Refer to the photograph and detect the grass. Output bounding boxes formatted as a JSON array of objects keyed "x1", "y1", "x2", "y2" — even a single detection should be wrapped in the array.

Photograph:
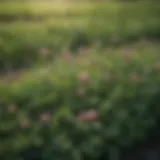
[
  {"x1": 0, "y1": 1, "x2": 159, "y2": 21},
  {"x1": 0, "y1": 0, "x2": 159, "y2": 71},
  {"x1": 0, "y1": 1, "x2": 116, "y2": 20}
]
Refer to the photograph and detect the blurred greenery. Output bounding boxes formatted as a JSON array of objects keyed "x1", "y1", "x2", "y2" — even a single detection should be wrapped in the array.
[
  {"x1": 0, "y1": 1, "x2": 159, "y2": 71},
  {"x1": 1, "y1": 42, "x2": 160, "y2": 160},
  {"x1": 0, "y1": 0, "x2": 160, "y2": 160}
]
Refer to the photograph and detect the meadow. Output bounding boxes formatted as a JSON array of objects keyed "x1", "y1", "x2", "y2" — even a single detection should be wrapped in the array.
[
  {"x1": 0, "y1": 0, "x2": 159, "y2": 71},
  {"x1": 0, "y1": 1, "x2": 160, "y2": 160}
]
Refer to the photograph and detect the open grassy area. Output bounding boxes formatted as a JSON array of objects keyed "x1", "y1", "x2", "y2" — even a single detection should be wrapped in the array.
[
  {"x1": 0, "y1": 1, "x2": 118, "y2": 21},
  {"x1": 0, "y1": 1, "x2": 159, "y2": 72},
  {"x1": 0, "y1": 1, "x2": 159, "y2": 21}
]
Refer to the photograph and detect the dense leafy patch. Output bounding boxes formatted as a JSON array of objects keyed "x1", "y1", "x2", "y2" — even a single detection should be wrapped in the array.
[{"x1": 1, "y1": 43, "x2": 160, "y2": 160}]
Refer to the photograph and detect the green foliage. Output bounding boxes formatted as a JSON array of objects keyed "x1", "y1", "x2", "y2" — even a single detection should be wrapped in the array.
[
  {"x1": 1, "y1": 43, "x2": 160, "y2": 160},
  {"x1": 0, "y1": 1, "x2": 160, "y2": 158},
  {"x1": 0, "y1": 1, "x2": 159, "y2": 71}
]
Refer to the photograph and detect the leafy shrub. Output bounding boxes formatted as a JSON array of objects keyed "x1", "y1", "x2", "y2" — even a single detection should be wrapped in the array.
[{"x1": 0, "y1": 43, "x2": 160, "y2": 160}]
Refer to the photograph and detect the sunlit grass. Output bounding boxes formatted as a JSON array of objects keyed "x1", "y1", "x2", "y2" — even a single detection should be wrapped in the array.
[
  {"x1": 1, "y1": 1, "x2": 158, "y2": 17},
  {"x1": 0, "y1": 0, "x2": 159, "y2": 72},
  {"x1": 0, "y1": 1, "x2": 115, "y2": 16}
]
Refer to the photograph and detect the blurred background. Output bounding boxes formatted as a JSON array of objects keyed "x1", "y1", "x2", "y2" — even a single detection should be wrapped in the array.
[{"x1": 0, "y1": 0, "x2": 160, "y2": 160}]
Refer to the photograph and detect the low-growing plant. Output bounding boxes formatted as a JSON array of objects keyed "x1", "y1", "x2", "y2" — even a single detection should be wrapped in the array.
[{"x1": 0, "y1": 43, "x2": 160, "y2": 160}]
